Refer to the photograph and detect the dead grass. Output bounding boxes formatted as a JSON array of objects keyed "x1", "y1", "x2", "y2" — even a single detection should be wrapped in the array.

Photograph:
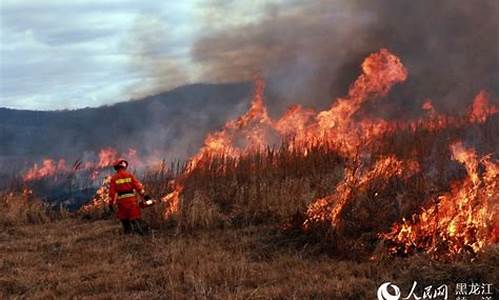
[
  {"x1": 170, "y1": 144, "x2": 345, "y2": 231},
  {"x1": 0, "y1": 218, "x2": 497, "y2": 299},
  {"x1": 0, "y1": 192, "x2": 54, "y2": 227}
]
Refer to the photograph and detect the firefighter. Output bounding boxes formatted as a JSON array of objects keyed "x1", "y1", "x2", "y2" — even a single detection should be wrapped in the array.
[{"x1": 108, "y1": 159, "x2": 151, "y2": 235}]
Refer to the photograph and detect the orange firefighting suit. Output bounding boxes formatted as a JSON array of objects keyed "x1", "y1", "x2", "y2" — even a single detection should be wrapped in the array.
[{"x1": 108, "y1": 169, "x2": 145, "y2": 220}]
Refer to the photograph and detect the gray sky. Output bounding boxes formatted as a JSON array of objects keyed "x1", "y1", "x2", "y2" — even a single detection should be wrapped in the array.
[
  {"x1": 1, "y1": 1, "x2": 496, "y2": 112},
  {"x1": 0, "y1": 0, "x2": 272, "y2": 110}
]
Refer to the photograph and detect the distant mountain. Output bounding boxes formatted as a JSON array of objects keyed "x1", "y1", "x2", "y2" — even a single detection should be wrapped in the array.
[{"x1": 0, "y1": 82, "x2": 253, "y2": 169}]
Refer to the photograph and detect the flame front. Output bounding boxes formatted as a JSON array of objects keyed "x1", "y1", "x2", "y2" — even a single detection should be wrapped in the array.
[
  {"x1": 22, "y1": 147, "x2": 142, "y2": 182},
  {"x1": 160, "y1": 48, "x2": 498, "y2": 259},
  {"x1": 304, "y1": 156, "x2": 420, "y2": 229},
  {"x1": 80, "y1": 176, "x2": 112, "y2": 213},
  {"x1": 381, "y1": 142, "x2": 498, "y2": 259},
  {"x1": 19, "y1": 47, "x2": 497, "y2": 261},
  {"x1": 23, "y1": 159, "x2": 68, "y2": 181},
  {"x1": 187, "y1": 77, "x2": 272, "y2": 172},
  {"x1": 162, "y1": 49, "x2": 411, "y2": 217}
]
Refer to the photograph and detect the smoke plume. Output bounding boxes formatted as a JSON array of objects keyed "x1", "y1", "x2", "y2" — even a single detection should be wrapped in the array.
[{"x1": 191, "y1": 0, "x2": 498, "y2": 116}]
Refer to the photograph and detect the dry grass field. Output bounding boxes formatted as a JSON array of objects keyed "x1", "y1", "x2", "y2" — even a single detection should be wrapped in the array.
[{"x1": 0, "y1": 205, "x2": 497, "y2": 299}]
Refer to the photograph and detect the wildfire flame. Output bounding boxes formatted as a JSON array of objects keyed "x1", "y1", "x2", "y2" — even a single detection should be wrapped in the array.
[
  {"x1": 381, "y1": 142, "x2": 498, "y2": 259},
  {"x1": 22, "y1": 147, "x2": 142, "y2": 182},
  {"x1": 79, "y1": 176, "x2": 112, "y2": 213},
  {"x1": 97, "y1": 147, "x2": 118, "y2": 168},
  {"x1": 160, "y1": 47, "x2": 498, "y2": 240},
  {"x1": 21, "y1": 45, "x2": 496, "y2": 261},
  {"x1": 469, "y1": 91, "x2": 498, "y2": 123},
  {"x1": 23, "y1": 159, "x2": 68, "y2": 181},
  {"x1": 161, "y1": 49, "x2": 410, "y2": 216},
  {"x1": 161, "y1": 181, "x2": 183, "y2": 218},
  {"x1": 187, "y1": 77, "x2": 272, "y2": 172},
  {"x1": 304, "y1": 156, "x2": 420, "y2": 229},
  {"x1": 273, "y1": 48, "x2": 408, "y2": 155}
]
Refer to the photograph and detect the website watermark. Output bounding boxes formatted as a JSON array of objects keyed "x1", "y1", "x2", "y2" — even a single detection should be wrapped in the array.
[{"x1": 377, "y1": 281, "x2": 494, "y2": 300}]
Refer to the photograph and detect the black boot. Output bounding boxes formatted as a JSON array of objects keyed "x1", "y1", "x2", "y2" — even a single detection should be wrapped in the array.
[
  {"x1": 121, "y1": 220, "x2": 132, "y2": 234},
  {"x1": 131, "y1": 219, "x2": 149, "y2": 236}
]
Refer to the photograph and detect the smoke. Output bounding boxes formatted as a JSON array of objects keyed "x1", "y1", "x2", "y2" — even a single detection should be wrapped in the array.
[
  {"x1": 191, "y1": 0, "x2": 498, "y2": 117},
  {"x1": 125, "y1": 15, "x2": 192, "y2": 99},
  {"x1": 3, "y1": 1, "x2": 496, "y2": 169}
]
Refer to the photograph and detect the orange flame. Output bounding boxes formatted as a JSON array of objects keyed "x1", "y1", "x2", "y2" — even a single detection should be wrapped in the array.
[
  {"x1": 304, "y1": 156, "x2": 419, "y2": 229},
  {"x1": 79, "y1": 176, "x2": 112, "y2": 212},
  {"x1": 161, "y1": 77, "x2": 273, "y2": 218},
  {"x1": 187, "y1": 77, "x2": 272, "y2": 172},
  {"x1": 381, "y1": 142, "x2": 499, "y2": 259},
  {"x1": 23, "y1": 147, "x2": 142, "y2": 182},
  {"x1": 97, "y1": 147, "x2": 119, "y2": 168},
  {"x1": 469, "y1": 90, "x2": 498, "y2": 123},
  {"x1": 160, "y1": 48, "x2": 498, "y2": 225},
  {"x1": 161, "y1": 181, "x2": 183, "y2": 218},
  {"x1": 23, "y1": 159, "x2": 67, "y2": 181},
  {"x1": 277, "y1": 48, "x2": 408, "y2": 155}
]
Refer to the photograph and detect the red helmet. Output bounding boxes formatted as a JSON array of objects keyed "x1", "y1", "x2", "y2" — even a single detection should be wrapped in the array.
[{"x1": 113, "y1": 159, "x2": 128, "y2": 170}]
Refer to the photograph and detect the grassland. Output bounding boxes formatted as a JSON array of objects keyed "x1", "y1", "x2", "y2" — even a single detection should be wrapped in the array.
[{"x1": 1, "y1": 215, "x2": 497, "y2": 299}]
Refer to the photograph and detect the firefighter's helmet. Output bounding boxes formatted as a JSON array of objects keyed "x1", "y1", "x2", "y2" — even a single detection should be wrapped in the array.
[{"x1": 113, "y1": 159, "x2": 128, "y2": 170}]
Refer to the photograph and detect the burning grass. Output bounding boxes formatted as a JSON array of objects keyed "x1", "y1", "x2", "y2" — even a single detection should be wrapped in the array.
[
  {"x1": 152, "y1": 48, "x2": 498, "y2": 261},
  {"x1": 163, "y1": 122, "x2": 497, "y2": 260},
  {"x1": 8, "y1": 48, "x2": 499, "y2": 267},
  {"x1": 381, "y1": 142, "x2": 499, "y2": 259},
  {"x1": 0, "y1": 47, "x2": 498, "y2": 298}
]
